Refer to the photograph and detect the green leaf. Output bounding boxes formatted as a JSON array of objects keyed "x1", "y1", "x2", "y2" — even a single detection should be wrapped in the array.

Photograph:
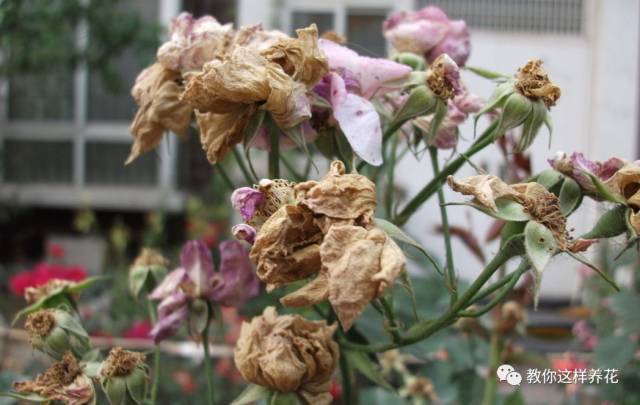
[
  {"x1": 374, "y1": 218, "x2": 443, "y2": 275},
  {"x1": 558, "y1": 177, "x2": 582, "y2": 215},
  {"x1": 567, "y1": 252, "x2": 619, "y2": 292},
  {"x1": 465, "y1": 66, "x2": 509, "y2": 80},
  {"x1": 582, "y1": 205, "x2": 629, "y2": 239},
  {"x1": 346, "y1": 350, "x2": 394, "y2": 391},
  {"x1": 587, "y1": 173, "x2": 627, "y2": 204},
  {"x1": 595, "y1": 335, "x2": 635, "y2": 369},
  {"x1": 230, "y1": 384, "x2": 272, "y2": 405},
  {"x1": 536, "y1": 170, "x2": 564, "y2": 190},
  {"x1": 524, "y1": 221, "x2": 557, "y2": 307},
  {"x1": 242, "y1": 109, "x2": 266, "y2": 151},
  {"x1": 610, "y1": 291, "x2": 640, "y2": 334},
  {"x1": 0, "y1": 391, "x2": 48, "y2": 402}
]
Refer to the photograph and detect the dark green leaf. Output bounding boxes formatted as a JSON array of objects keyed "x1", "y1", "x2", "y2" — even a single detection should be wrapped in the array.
[
  {"x1": 465, "y1": 66, "x2": 509, "y2": 80},
  {"x1": 346, "y1": 350, "x2": 394, "y2": 391},
  {"x1": 611, "y1": 291, "x2": 640, "y2": 334},
  {"x1": 595, "y1": 335, "x2": 635, "y2": 369}
]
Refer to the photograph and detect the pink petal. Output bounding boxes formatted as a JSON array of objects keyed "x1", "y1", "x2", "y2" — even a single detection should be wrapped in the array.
[
  {"x1": 180, "y1": 240, "x2": 216, "y2": 297},
  {"x1": 150, "y1": 304, "x2": 188, "y2": 343},
  {"x1": 428, "y1": 19, "x2": 471, "y2": 66},
  {"x1": 210, "y1": 241, "x2": 260, "y2": 307},
  {"x1": 149, "y1": 268, "x2": 187, "y2": 300},
  {"x1": 328, "y1": 73, "x2": 383, "y2": 166}
]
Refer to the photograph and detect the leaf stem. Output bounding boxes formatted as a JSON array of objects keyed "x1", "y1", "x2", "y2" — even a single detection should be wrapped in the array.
[
  {"x1": 201, "y1": 303, "x2": 215, "y2": 405},
  {"x1": 429, "y1": 146, "x2": 457, "y2": 303},
  {"x1": 264, "y1": 116, "x2": 280, "y2": 179}
]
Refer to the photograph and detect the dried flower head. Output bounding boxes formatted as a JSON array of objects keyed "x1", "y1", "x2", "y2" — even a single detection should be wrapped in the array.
[
  {"x1": 14, "y1": 351, "x2": 94, "y2": 405},
  {"x1": 426, "y1": 54, "x2": 462, "y2": 100},
  {"x1": 25, "y1": 309, "x2": 56, "y2": 338},
  {"x1": 234, "y1": 307, "x2": 339, "y2": 405},
  {"x1": 127, "y1": 63, "x2": 192, "y2": 164},
  {"x1": 132, "y1": 248, "x2": 169, "y2": 269},
  {"x1": 101, "y1": 347, "x2": 146, "y2": 379},
  {"x1": 24, "y1": 309, "x2": 90, "y2": 360},
  {"x1": 605, "y1": 164, "x2": 640, "y2": 233},
  {"x1": 515, "y1": 59, "x2": 561, "y2": 108},
  {"x1": 24, "y1": 279, "x2": 77, "y2": 304}
]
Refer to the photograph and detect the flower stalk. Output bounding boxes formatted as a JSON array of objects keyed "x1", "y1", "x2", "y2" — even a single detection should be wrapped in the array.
[{"x1": 201, "y1": 302, "x2": 215, "y2": 405}]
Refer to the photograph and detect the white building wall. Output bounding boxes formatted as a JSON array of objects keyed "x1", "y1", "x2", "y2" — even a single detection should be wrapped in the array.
[{"x1": 238, "y1": 0, "x2": 640, "y2": 297}]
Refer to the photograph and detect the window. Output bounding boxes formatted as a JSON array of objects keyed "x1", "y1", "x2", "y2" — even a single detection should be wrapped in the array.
[
  {"x1": 421, "y1": 0, "x2": 584, "y2": 34},
  {"x1": 0, "y1": 0, "x2": 184, "y2": 210},
  {"x1": 285, "y1": 2, "x2": 390, "y2": 58}
]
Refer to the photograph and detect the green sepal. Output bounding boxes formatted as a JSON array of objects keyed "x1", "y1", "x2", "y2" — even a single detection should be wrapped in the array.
[
  {"x1": 587, "y1": 173, "x2": 626, "y2": 204},
  {"x1": 524, "y1": 221, "x2": 557, "y2": 308},
  {"x1": 473, "y1": 81, "x2": 515, "y2": 130},
  {"x1": 242, "y1": 109, "x2": 266, "y2": 151},
  {"x1": 558, "y1": 177, "x2": 583, "y2": 215},
  {"x1": 536, "y1": 169, "x2": 564, "y2": 190},
  {"x1": 516, "y1": 99, "x2": 547, "y2": 152},
  {"x1": 494, "y1": 92, "x2": 533, "y2": 138},
  {"x1": 465, "y1": 66, "x2": 509, "y2": 80},
  {"x1": 230, "y1": 384, "x2": 272, "y2": 405},
  {"x1": 389, "y1": 85, "x2": 436, "y2": 126},
  {"x1": 426, "y1": 99, "x2": 448, "y2": 144}
]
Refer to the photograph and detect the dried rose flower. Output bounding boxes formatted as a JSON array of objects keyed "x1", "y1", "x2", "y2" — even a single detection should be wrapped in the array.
[
  {"x1": 384, "y1": 6, "x2": 471, "y2": 66},
  {"x1": 548, "y1": 152, "x2": 626, "y2": 193},
  {"x1": 126, "y1": 63, "x2": 192, "y2": 164},
  {"x1": 182, "y1": 24, "x2": 327, "y2": 163},
  {"x1": 14, "y1": 351, "x2": 95, "y2": 405},
  {"x1": 604, "y1": 163, "x2": 640, "y2": 233},
  {"x1": 231, "y1": 223, "x2": 257, "y2": 244},
  {"x1": 426, "y1": 54, "x2": 462, "y2": 100},
  {"x1": 128, "y1": 248, "x2": 169, "y2": 298},
  {"x1": 230, "y1": 187, "x2": 267, "y2": 221},
  {"x1": 231, "y1": 178, "x2": 296, "y2": 234},
  {"x1": 99, "y1": 347, "x2": 148, "y2": 405},
  {"x1": 515, "y1": 59, "x2": 561, "y2": 108},
  {"x1": 24, "y1": 279, "x2": 77, "y2": 305},
  {"x1": 157, "y1": 12, "x2": 233, "y2": 73},
  {"x1": 25, "y1": 309, "x2": 90, "y2": 360},
  {"x1": 234, "y1": 307, "x2": 339, "y2": 405}
]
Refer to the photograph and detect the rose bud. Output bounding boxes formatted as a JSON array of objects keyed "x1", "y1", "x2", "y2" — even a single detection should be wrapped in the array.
[
  {"x1": 128, "y1": 248, "x2": 169, "y2": 298},
  {"x1": 99, "y1": 347, "x2": 149, "y2": 405},
  {"x1": 25, "y1": 309, "x2": 91, "y2": 360}
]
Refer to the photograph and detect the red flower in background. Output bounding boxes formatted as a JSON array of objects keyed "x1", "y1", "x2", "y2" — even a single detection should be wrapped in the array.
[
  {"x1": 123, "y1": 320, "x2": 153, "y2": 340},
  {"x1": 9, "y1": 262, "x2": 87, "y2": 297},
  {"x1": 48, "y1": 243, "x2": 66, "y2": 259}
]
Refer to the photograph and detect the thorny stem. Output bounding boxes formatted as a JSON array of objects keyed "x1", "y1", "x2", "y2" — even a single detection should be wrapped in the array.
[
  {"x1": 338, "y1": 235, "x2": 523, "y2": 352},
  {"x1": 429, "y1": 146, "x2": 457, "y2": 304},
  {"x1": 201, "y1": 303, "x2": 215, "y2": 405},
  {"x1": 394, "y1": 120, "x2": 499, "y2": 226},
  {"x1": 146, "y1": 300, "x2": 161, "y2": 405}
]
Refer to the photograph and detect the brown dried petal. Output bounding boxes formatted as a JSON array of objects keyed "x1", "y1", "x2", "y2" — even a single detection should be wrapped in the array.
[
  {"x1": 100, "y1": 347, "x2": 146, "y2": 379},
  {"x1": 14, "y1": 352, "x2": 86, "y2": 402},
  {"x1": 197, "y1": 107, "x2": 253, "y2": 163},
  {"x1": 296, "y1": 161, "x2": 376, "y2": 223},
  {"x1": 250, "y1": 205, "x2": 323, "y2": 291},
  {"x1": 127, "y1": 64, "x2": 192, "y2": 164},
  {"x1": 24, "y1": 280, "x2": 76, "y2": 304},
  {"x1": 515, "y1": 59, "x2": 561, "y2": 108},
  {"x1": 321, "y1": 225, "x2": 405, "y2": 330},
  {"x1": 261, "y1": 24, "x2": 328, "y2": 88},
  {"x1": 604, "y1": 164, "x2": 640, "y2": 233},
  {"x1": 446, "y1": 175, "x2": 521, "y2": 212},
  {"x1": 181, "y1": 47, "x2": 310, "y2": 129},
  {"x1": 280, "y1": 272, "x2": 329, "y2": 307},
  {"x1": 234, "y1": 307, "x2": 339, "y2": 405}
]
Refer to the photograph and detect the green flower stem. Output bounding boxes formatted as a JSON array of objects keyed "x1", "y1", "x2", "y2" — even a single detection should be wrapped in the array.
[
  {"x1": 481, "y1": 331, "x2": 503, "y2": 405},
  {"x1": 394, "y1": 120, "x2": 499, "y2": 226},
  {"x1": 466, "y1": 264, "x2": 524, "y2": 307},
  {"x1": 384, "y1": 136, "x2": 399, "y2": 218},
  {"x1": 459, "y1": 262, "x2": 529, "y2": 317},
  {"x1": 214, "y1": 164, "x2": 234, "y2": 191},
  {"x1": 379, "y1": 297, "x2": 402, "y2": 343},
  {"x1": 201, "y1": 304, "x2": 215, "y2": 405},
  {"x1": 146, "y1": 299, "x2": 160, "y2": 405},
  {"x1": 232, "y1": 146, "x2": 257, "y2": 184},
  {"x1": 339, "y1": 235, "x2": 523, "y2": 352},
  {"x1": 264, "y1": 116, "x2": 280, "y2": 179},
  {"x1": 429, "y1": 146, "x2": 457, "y2": 303}
]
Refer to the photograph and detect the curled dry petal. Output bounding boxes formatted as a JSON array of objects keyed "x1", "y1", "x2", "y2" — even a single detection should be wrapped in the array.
[
  {"x1": 150, "y1": 303, "x2": 188, "y2": 343},
  {"x1": 605, "y1": 164, "x2": 640, "y2": 233},
  {"x1": 127, "y1": 63, "x2": 192, "y2": 164},
  {"x1": 210, "y1": 240, "x2": 260, "y2": 307},
  {"x1": 149, "y1": 268, "x2": 188, "y2": 300},
  {"x1": 231, "y1": 187, "x2": 266, "y2": 221},
  {"x1": 232, "y1": 224, "x2": 257, "y2": 244},
  {"x1": 295, "y1": 161, "x2": 376, "y2": 223},
  {"x1": 250, "y1": 204, "x2": 323, "y2": 291},
  {"x1": 262, "y1": 24, "x2": 329, "y2": 88},
  {"x1": 197, "y1": 108, "x2": 254, "y2": 164},
  {"x1": 320, "y1": 225, "x2": 405, "y2": 330},
  {"x1": 426, "y1": 54, "x2": 462, "y2": 100},
  {"x1": 446, "y1": 175, "x2": 521, "y2": 213},
  {"x1": 515, "y1": 59, "x2": 561, "y2": 107},
  {"x1": 234, "y1": 307, "x2": 339, "y2": 405}
]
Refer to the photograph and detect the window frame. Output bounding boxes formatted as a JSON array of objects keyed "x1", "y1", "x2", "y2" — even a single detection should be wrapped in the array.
[{"x1": 0, "y1": 0, "x2": 185, "y2": 211}]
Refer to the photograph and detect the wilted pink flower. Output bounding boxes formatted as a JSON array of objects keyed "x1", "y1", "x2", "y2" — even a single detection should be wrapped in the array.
[
  {"x1": 232, "y1": 224, "x2": 257, "y2": 244},
  {"x1": 231, "y1": 187, "x2": 266, "y2": 221},
  {"x1": 384, "y1": 6, "x2": 471, "y2": 66},
  {"x1": 315, "y1": 39, "x2": 411, "y2": 165},
  {"x1": 548, "y1": 152, "x2": 626, "y2": 192},
  {"x1": 157, "y1": 12, "x2": 232, "y2": 73},
  {"x1": 210, "y1": 241, "x2": 260, "y2": 307},
  {"x1": 149, "y1": 240, "x2": 259, "y2": 343}
]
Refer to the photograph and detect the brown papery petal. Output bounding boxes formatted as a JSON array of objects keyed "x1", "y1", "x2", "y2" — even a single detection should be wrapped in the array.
[
  {"x1": 321, "y1": 225, "x2": 405, "y2": 330},
  {"x1": 447, "y1": 175, "x2": 521, "y2": 213},
  {"x1": 197, "y1": 107, "x2": 253, "y2": 164},
  {"x1": 296, "y1": 161, "x2": 377, "y2": 222},
  {"x1": 604, "y1": 164, "x2": 640, "y2": 202},
  {"x1": 250, "y1": 205, "x2": 323, "y2": 291},
  {"x1": 280, "y1": 272, "x2": 329, "y2": 307},
  {"x1": 262, "y1": 24, "x2": 329, "y2": 88}
]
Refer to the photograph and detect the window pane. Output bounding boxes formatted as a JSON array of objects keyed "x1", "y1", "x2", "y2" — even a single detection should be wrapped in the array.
[
  {"x1": 177, "y1": 130, "x2": 212, "y2": 190},
  {"x1": 4, "y1": 140, "x2": 73, "y2": 183},
  {"x1": 292, "y1": 11, "x2": 334, "y2": 35},
  {"x1": 347, "y1": 9, "x2": 388, "y2": 58},
  {"x1": 87, "y1": 0, "x2": 158, "y2": 121},
  {"x1": 85, "y1": 142, "x2": 157, "y2": 186},
  {"x1": 8, "y1": 71, "x2": 74, "y2": 121}
]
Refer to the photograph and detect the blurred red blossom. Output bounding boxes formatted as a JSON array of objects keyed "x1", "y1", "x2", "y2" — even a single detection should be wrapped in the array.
[
  {"x1": 123, "y1": 320, "x2": 153, "y2": 340},
  {"x1": 9, "y1": 262, "x2": 87, "y2": 297},
  {"x1": 173, "y1": 370, "x2": 198, "y2": 395},
  {"x1": 48, "y1": 243, "x2": 66, "y2": 259}
]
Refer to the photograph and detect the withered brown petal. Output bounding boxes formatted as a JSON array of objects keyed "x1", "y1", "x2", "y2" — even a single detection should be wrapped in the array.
[
  {"x1": 197, "y1": 107, "x2": 253, "y2": 164},
  {"x1": 280, "y1": 272, "x2": 329, "y2": 307},
  {"x1": 447, "y1": 175, "x2": 521, "y2": 213}
]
